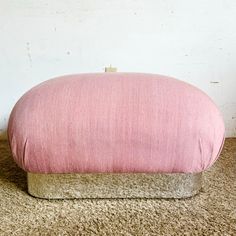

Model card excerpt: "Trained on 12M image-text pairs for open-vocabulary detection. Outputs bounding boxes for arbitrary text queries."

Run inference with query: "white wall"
[0,0,236,138]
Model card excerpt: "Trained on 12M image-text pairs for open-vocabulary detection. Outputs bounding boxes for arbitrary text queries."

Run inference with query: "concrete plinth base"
[27,172,202,199]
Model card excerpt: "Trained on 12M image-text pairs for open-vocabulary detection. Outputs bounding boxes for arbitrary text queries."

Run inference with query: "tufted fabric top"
[8,73,225,174]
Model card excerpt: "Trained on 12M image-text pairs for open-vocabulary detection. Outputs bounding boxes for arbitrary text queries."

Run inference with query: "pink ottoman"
[8,73,225,199]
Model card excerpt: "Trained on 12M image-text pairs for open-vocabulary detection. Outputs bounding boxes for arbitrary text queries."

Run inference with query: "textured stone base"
[27,172,202,199]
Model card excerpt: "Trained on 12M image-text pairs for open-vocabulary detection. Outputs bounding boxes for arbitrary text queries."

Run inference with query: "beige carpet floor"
[0,139,236,236]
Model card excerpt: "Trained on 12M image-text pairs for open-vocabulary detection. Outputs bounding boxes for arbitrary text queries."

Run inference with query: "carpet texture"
[0,139,235,235]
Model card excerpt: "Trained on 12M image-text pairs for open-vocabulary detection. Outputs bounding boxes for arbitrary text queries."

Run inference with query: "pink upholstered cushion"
[8,73,225,174]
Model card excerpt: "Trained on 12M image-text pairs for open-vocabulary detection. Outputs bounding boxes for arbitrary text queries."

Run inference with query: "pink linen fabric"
[8,73,225,174]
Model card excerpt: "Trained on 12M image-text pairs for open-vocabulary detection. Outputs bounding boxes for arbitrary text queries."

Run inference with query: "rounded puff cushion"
[8,73,225,174]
